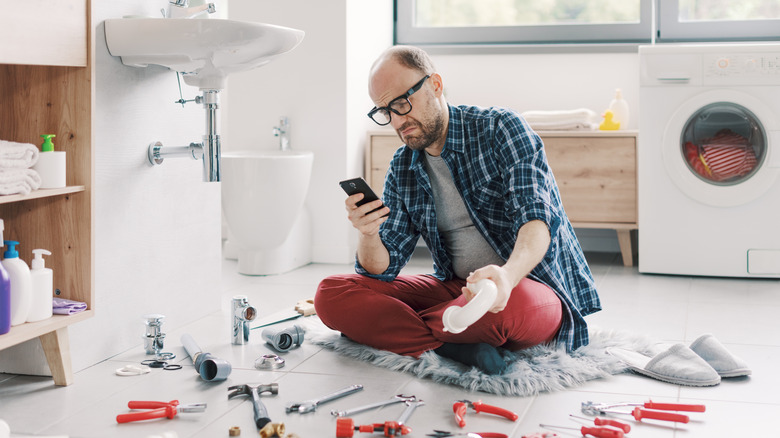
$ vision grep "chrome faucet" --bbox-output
[143,314,166,355]
[232,295,257,345]
[272,117,291,151]
[167,0,216,19]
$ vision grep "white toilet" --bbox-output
[221,149,314,275]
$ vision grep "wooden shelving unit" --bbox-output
[0,1,93,386]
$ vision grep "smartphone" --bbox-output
[339,177,388,216]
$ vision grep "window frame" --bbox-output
[395,0,780,49]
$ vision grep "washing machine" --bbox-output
[639,43,780,278]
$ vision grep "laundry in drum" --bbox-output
[684,129,758,182]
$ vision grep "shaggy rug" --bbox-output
[299,318,657,396]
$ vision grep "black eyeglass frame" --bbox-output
[367,75,431,126]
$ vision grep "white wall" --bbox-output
[225,0,393,263]
[0,0,223,374]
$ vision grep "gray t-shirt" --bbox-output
[423,152,505,279]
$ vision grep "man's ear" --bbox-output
[430,73,445,97]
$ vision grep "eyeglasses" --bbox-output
[367,75,430,126]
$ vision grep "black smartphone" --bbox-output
[339,177,388,216]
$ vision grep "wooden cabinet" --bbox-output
[0,1,93,386]
[365,130,638,267]
[541,131,638,267]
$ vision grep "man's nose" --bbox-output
[390,113,408,130]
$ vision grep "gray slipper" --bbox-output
[690,333,751,378]
[607,344,721,387]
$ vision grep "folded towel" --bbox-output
[521,108,599,131]
[0,168,41,195]
[52,297,87,315]
[0,140,39,169]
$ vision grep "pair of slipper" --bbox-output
[607,333,751,387]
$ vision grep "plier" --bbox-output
[453,400,518,428]
[116,400,207,423]
[581,400,705,424]
[427,430,508,438]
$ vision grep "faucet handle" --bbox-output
[169,0,188,7]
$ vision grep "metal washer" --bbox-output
[254,354,285,370]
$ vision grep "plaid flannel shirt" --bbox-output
[356,104,600,351]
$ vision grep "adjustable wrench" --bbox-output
[286,384,364,414]
[332,395,417,417]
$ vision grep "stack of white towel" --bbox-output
[520,108,599,131]
[0,140,42,195]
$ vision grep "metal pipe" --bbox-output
[201,90,221,182]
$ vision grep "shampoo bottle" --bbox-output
[27,249,53,323]
[4,240,32,326]
[0,221,11,335]
[33,134,67,189]
[608,89,630,130]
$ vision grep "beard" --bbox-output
[397,108,446,151]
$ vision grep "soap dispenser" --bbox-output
[0,222,11,334]
[33,134,66,189]
[607,89,630,130]
[27,249,53,323]
[3,240,32,326]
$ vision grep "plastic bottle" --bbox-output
[4,240,32,326]
[33,134,67,189]
[0,221,11,335]
[27,249,53,323]
[607,89,630,130]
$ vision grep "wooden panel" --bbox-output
[0,0,87,67]
[366,131,402,196]
[543,135,637,224]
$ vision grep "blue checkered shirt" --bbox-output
[356,104,601,352]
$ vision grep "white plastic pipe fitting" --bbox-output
[442,279,498,334]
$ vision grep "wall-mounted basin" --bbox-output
[104,18,304,90]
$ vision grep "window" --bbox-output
[395,0,780,48]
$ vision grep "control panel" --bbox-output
[704,53,780,85]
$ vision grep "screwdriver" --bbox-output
[569,415,631,433]
[539,424,623,438]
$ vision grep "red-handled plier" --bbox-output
[581,400,704,424]
[116,400,207,424]
[453,400,518,428]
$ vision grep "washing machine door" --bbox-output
[663,89,780,207]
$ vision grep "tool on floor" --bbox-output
[442,279,498,333]
[332,394,417,417]
[181,333,232,381]
[581,400,702,424]
[427,430,509,438]
[336,399,424,437]
[262,325,305,352]
[252,298,316,329]
[453,400,518,428]
[116,400,206,424]
[228,383,279,430]
[539,423,623,438]
[569,415,630,433]
[286,384,363,414]
[232,295,257,345]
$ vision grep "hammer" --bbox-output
[228,383,279,429]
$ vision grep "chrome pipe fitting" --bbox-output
[143,313,166,355]
[232,295,257,345]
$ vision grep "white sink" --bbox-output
[104,18,304,90]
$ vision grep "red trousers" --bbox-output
[314,274,563,358]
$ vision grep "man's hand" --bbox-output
[345,193,390,236]
[463,264,517,313]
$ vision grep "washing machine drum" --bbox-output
[682,103,764,185]
[663,92,780,207]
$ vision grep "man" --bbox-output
[314,45,600,374]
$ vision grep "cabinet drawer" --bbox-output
[0,0,87,66]
[543,135,637,224]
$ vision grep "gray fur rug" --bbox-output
[299,318,656,396]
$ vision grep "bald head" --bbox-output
[370,45,437,78]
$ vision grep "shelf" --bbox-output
[0,186,85,205]
[0,311,93,351]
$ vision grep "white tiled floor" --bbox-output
[1,250,779,438]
